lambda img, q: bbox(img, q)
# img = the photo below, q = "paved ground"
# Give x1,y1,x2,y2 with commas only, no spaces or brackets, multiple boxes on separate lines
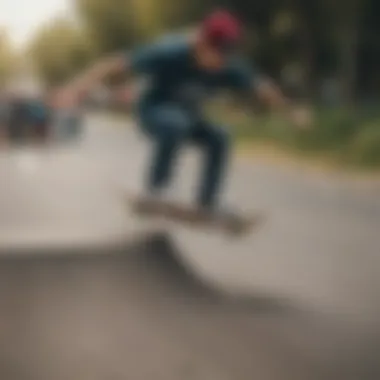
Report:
0,113,379,379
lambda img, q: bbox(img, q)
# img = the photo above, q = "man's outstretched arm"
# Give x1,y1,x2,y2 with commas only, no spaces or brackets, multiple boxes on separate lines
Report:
230,61,312,128
255,78,288,109
53,41,172,108
53,54,130,107
254,77,312,128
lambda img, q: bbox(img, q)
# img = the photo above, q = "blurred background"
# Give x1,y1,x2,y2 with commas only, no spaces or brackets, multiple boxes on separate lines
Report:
0,1,380,380
0,0,380,165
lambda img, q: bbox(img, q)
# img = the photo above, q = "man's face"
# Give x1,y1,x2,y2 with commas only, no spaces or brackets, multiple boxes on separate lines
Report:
194,40,227,72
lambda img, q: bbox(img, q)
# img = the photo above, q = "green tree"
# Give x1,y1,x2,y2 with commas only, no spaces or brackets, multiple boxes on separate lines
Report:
75,0,191,53
0,29,16,86
75,0,139,54
28,18,95,87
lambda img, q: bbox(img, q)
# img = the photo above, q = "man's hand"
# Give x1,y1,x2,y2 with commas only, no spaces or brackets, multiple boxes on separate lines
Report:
287,105,313,129
256,79,313,129
256,79,287,110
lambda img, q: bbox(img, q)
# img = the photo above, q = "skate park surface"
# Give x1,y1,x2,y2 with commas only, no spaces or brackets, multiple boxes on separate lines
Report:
0,114,379,380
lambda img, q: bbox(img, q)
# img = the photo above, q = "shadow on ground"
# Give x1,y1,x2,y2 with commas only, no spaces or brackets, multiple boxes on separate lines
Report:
0,233,379,380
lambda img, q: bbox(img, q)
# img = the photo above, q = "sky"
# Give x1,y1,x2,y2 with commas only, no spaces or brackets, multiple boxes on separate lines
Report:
0,0,72,47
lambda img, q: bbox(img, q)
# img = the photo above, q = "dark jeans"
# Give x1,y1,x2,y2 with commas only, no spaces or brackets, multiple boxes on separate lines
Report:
138,103,230,208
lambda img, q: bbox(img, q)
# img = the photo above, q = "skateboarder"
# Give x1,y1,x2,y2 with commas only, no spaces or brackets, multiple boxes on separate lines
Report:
54,10,310,216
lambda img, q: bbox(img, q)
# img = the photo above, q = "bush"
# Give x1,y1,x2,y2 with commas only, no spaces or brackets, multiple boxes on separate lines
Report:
346,122,380,167
310,108,358,147
209,102,380,169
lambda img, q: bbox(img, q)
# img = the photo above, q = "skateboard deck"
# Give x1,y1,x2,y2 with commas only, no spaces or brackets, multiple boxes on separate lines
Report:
128,195,262,236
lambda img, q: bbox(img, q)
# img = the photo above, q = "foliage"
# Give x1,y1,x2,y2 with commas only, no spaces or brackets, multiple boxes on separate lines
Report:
346,122,380,166
28,18,95,87
25,0,380,99
0,30,17,86
221,104,380,167
75,0,138,54
20,0,380,168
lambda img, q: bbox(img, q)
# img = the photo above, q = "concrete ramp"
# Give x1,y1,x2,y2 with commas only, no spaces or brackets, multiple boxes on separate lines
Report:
0,233,293,380
0,233,378,380
1,120,380,380
0,146,141,253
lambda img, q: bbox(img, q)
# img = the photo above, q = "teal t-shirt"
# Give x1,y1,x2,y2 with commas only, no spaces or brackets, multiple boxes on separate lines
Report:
129,35,261,112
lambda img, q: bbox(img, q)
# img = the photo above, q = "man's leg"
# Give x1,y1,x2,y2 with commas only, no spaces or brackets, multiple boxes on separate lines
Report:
139,105,192,195
191,121,230,209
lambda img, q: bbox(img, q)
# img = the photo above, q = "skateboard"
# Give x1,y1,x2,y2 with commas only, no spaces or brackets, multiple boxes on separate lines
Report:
128,195,262,236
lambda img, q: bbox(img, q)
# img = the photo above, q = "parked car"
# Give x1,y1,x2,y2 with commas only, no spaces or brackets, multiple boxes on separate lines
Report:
0,92,83,146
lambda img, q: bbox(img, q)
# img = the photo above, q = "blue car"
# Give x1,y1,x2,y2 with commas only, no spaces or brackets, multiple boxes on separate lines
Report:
1,95,82,145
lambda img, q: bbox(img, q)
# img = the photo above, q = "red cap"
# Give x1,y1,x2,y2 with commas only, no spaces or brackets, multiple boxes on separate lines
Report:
201,10,242,52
